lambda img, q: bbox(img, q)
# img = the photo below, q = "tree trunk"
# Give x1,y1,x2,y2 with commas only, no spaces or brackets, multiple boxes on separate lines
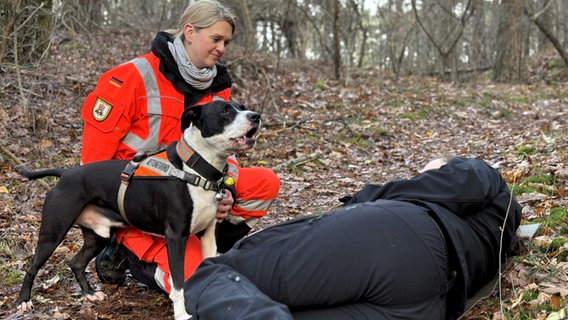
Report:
333,0,341,79
493,0,525,82
527,7,568,66
535,0,553,53
239,0,255,54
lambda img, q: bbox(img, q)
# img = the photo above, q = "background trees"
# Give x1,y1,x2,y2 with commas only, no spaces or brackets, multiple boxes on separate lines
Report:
1,0,567,82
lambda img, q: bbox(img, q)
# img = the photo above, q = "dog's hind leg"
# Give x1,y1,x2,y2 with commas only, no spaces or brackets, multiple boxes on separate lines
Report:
68,227,110,301
17,232,68,310
16,204,78,310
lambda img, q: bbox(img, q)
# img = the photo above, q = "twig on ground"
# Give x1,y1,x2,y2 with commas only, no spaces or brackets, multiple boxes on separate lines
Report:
272,153,318,172
1,144,51,190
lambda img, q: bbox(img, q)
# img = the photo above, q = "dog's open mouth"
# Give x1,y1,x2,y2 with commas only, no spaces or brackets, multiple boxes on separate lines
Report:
231,125,259,148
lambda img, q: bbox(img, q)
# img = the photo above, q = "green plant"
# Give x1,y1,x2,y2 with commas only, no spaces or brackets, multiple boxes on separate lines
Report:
515,144,538,157
538,207,568,235
510,183,536,197
521,290,539,302
510,173,556,197
3,270,24,285
372,126,390,137
313,80,325,91
524,174,555,186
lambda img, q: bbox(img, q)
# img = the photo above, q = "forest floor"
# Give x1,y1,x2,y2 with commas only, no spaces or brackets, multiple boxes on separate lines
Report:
1,28,568,320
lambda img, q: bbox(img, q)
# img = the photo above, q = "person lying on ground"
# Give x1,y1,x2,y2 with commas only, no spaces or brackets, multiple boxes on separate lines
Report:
182,156,522,320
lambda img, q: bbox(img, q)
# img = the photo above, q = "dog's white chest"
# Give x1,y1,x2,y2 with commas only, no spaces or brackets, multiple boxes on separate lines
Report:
188,186,217,233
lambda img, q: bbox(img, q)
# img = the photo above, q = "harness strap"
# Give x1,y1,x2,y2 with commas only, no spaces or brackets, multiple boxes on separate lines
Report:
117,153,148,223
176,136,227,182
117,151,226,222
141,155,223,191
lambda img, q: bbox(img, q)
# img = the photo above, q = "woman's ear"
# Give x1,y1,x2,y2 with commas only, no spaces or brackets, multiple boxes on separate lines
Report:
183,23,195,42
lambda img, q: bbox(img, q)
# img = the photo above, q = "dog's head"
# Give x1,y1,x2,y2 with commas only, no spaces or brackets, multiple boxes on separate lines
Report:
181,101,261,155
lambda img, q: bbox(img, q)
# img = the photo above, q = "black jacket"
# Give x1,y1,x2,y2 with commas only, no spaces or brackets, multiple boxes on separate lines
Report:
343,157,522,319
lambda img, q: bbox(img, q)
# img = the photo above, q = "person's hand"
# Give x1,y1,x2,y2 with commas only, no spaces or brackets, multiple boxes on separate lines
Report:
216,189,234,223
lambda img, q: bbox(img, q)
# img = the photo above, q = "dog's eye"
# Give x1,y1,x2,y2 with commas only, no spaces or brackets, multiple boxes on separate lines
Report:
221,107,233,116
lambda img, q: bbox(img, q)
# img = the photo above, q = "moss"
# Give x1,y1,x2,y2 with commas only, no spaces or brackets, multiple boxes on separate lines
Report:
510,173,557,197
548,237,568,252
510,183,536,197
515,144,538,157
530,207,567,235
373,126,390,137
2,270,24,285
313,79,325,91
524,174,555,186
521,290,539,302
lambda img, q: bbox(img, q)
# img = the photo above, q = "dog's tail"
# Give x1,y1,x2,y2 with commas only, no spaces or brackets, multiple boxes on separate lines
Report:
16,165,65,180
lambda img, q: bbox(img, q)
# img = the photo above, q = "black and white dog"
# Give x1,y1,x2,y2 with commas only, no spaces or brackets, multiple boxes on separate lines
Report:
16,100,260,320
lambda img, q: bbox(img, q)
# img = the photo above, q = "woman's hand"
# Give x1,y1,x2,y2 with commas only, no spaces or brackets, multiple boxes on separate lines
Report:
216,189,234,223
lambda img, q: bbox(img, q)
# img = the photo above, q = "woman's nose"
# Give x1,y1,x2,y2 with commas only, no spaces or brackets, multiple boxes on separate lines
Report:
216,44,225,55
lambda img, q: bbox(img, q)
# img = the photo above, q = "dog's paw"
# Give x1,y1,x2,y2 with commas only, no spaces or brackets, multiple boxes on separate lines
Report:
173,309,192,320
85,291,107,301
17,300,33,311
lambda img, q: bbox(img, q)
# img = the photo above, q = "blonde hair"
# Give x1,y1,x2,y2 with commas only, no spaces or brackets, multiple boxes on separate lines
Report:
173,0,236,39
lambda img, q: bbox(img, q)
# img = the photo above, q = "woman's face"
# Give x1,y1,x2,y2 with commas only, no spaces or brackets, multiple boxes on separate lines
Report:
183,20,233,69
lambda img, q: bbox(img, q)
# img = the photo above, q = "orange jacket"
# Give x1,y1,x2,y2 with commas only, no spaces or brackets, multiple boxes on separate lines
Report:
80,50,231,163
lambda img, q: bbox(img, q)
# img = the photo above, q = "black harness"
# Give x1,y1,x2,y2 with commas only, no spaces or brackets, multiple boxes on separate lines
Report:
117,139,230,223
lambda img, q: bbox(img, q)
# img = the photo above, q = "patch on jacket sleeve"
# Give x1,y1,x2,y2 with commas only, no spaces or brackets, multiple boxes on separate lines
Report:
92,97,113,121
109,76,123,88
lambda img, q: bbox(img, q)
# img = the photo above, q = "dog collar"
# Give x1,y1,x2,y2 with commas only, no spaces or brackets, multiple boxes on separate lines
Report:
175,137,227,182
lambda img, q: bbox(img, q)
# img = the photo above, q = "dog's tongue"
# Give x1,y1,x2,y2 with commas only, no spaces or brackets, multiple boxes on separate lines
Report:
236,136,248,144
235,135,254,147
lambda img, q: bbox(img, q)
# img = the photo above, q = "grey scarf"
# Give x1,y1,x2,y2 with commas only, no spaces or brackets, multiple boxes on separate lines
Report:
168,36,217,90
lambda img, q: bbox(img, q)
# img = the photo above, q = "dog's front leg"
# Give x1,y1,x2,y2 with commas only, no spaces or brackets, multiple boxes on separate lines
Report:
200,223,218,259
166,233,191,320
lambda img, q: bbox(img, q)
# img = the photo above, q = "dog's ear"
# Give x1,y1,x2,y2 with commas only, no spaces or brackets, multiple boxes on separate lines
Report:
181,105,203,131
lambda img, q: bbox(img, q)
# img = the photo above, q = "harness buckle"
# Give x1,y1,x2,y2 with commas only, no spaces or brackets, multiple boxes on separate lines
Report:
121,164,136,182
121,152,148,182
133,152,148,163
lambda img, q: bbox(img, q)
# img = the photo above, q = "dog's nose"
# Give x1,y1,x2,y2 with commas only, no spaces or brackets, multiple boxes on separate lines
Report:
248,112,260,123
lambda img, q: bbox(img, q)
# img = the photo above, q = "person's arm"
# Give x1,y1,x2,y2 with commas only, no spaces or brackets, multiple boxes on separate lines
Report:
379,157,504,215
344,157,508,217
80,67,137,163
